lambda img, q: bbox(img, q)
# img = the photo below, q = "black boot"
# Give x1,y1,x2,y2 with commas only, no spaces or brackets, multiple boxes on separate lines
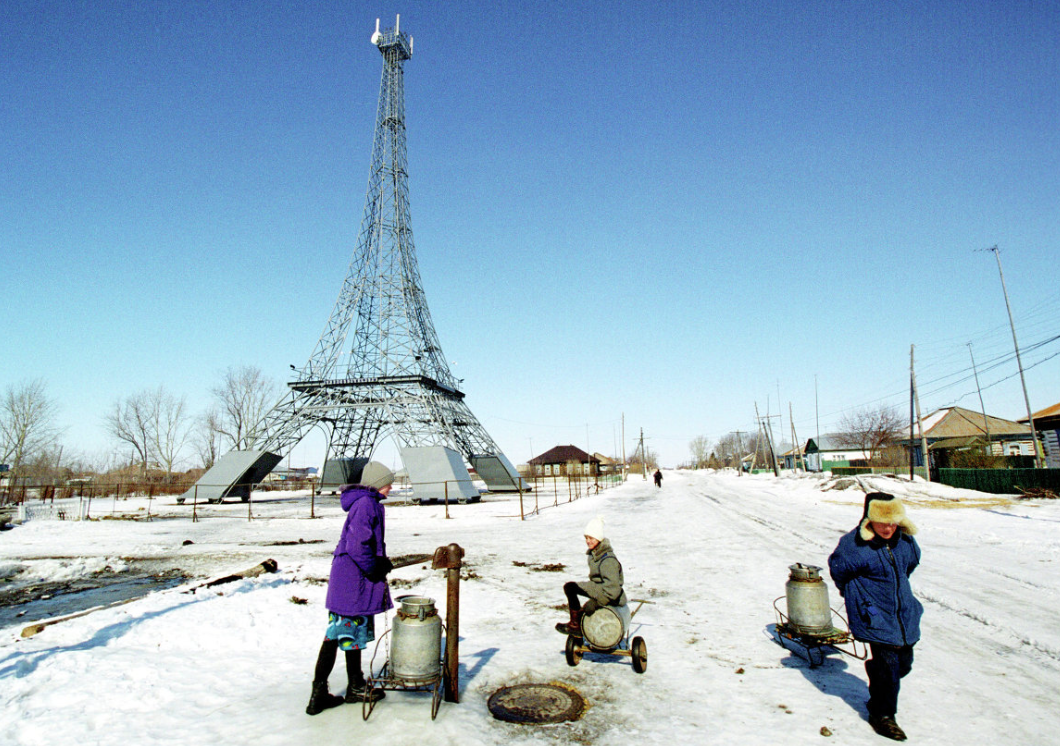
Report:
306,682,344,715
868,715,907,741
345,681,386,703
343,648,385,703
555,609,583,636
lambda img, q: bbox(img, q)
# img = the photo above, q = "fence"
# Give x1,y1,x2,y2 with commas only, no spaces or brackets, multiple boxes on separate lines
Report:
937,468,1060,495
515,472,624,519
831,466,930,480
0,472,627,524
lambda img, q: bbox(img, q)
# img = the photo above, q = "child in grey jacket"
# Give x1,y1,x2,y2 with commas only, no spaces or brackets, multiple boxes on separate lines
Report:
556,517,628,636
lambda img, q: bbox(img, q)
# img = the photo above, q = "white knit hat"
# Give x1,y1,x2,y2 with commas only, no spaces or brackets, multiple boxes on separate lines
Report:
584,516,605,541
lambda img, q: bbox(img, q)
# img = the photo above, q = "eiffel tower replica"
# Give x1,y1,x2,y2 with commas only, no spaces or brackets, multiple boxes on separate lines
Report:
188,17,525,503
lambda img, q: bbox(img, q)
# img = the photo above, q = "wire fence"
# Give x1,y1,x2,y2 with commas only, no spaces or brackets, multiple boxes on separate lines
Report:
0,472,629,525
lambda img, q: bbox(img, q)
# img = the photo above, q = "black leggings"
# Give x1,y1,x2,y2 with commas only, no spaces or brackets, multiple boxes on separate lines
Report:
313,639,366,688
564,581,590,611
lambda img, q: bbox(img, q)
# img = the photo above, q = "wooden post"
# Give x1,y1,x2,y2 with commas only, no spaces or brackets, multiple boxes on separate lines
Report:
432,543,464,703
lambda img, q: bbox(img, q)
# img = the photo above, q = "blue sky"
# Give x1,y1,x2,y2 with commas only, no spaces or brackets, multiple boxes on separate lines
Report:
3,0,1058,469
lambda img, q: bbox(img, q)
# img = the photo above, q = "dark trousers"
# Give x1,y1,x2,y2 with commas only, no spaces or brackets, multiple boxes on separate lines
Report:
865,643,914,718
313,639,365,690
564,581,589,612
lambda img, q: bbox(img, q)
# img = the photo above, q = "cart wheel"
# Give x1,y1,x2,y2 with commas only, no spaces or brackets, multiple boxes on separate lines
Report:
431,675,443,720
565,635,582,666
362,678,378,721
631,636,647,674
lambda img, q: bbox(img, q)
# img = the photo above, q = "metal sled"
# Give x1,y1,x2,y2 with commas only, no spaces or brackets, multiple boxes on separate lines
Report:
771,597,867,667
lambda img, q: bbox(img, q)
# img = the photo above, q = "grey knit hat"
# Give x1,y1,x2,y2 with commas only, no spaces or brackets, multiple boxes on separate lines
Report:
360,461,395,491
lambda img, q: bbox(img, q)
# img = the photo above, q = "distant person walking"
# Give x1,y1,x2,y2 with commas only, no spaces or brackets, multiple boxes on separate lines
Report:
828,492,923,742
653,469,662,488
306,462,395,715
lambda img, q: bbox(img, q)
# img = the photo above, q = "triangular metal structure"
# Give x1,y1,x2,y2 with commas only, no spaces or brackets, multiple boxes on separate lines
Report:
189,17,524,501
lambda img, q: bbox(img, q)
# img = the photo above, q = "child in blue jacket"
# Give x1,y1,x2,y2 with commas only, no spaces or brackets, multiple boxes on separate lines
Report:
829,492,923,742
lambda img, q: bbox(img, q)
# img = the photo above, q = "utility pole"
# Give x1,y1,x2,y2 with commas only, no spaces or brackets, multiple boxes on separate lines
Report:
984,246,1042,468
911,345,931,482
755,402,780,477
909,354,915,481
733,430,746,476
814,375,820,452
789,402,803,471
638,428,648,479
621,413,627,481
967,343,992,455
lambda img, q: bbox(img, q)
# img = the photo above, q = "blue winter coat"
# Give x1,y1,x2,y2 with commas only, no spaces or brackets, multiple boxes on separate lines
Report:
325,486,393,617
828,528,923,647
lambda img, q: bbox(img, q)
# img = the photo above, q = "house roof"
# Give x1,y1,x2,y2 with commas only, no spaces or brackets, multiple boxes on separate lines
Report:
528,445,598,465
929,436,988,450
902,406,1031,440
1019,401,1060,427
804,434,857,452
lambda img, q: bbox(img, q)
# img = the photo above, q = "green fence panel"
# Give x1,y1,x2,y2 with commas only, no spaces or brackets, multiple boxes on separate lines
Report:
938,469,1060,494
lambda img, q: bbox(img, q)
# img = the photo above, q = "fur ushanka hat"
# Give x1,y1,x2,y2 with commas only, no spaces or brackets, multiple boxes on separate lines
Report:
859,491,917,541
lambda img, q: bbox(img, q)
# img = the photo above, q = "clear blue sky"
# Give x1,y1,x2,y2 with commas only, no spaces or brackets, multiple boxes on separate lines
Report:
3,1,1058,469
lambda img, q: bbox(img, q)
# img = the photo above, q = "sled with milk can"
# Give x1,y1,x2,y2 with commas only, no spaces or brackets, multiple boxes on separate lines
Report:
771,563,867,667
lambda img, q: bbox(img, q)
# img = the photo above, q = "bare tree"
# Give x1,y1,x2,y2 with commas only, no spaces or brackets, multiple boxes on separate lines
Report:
689,435,712,469
104,390,155,477
105,386,192,479
210,366,278,451
191,410,222,470
1,378,62,476
835,405,904,464
150,387,191,480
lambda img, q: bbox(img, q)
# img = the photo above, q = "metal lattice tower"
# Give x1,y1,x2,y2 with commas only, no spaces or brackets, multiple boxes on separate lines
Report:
248,18,508,475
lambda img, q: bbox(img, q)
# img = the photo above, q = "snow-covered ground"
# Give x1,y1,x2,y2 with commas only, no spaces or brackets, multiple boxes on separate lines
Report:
2,470,1059,745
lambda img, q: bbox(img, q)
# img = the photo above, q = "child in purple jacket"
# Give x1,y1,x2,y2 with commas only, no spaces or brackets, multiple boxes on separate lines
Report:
306,462,395,715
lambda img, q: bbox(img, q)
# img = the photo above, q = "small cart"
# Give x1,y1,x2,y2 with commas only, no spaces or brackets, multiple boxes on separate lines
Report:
564,599,651,674
363,597,446,721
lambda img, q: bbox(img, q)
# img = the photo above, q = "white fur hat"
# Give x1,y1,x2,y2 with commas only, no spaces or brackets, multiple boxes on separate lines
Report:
584,516,605,541
859,492,917,541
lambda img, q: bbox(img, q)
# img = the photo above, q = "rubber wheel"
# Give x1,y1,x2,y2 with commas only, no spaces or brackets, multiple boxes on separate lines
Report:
362,677,378,721
565,634,582,667
631,636,647,674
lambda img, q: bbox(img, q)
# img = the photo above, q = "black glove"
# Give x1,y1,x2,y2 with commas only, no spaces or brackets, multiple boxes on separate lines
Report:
366,556,393,583
582,599,599,616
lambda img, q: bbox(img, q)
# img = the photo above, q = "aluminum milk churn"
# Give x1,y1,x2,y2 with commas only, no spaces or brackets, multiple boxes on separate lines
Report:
785,564,832,635
391,596,442,683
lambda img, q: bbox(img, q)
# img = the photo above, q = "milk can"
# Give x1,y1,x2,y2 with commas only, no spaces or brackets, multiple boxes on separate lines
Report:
785,564,832,635
391,596,442,684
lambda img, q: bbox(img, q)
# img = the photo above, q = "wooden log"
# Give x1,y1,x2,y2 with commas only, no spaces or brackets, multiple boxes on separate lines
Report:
21,559,279,639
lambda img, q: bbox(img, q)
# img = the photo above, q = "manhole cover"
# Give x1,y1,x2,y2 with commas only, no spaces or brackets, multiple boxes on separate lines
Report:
487,683,587,724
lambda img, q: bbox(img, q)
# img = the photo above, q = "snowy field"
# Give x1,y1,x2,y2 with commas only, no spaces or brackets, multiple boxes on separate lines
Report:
2,470,1059,745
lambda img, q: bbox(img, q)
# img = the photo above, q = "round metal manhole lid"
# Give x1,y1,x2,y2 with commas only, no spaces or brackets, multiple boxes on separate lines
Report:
487,683,587,724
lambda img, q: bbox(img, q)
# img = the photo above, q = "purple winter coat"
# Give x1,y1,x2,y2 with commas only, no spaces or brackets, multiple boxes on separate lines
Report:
325,485,393,617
